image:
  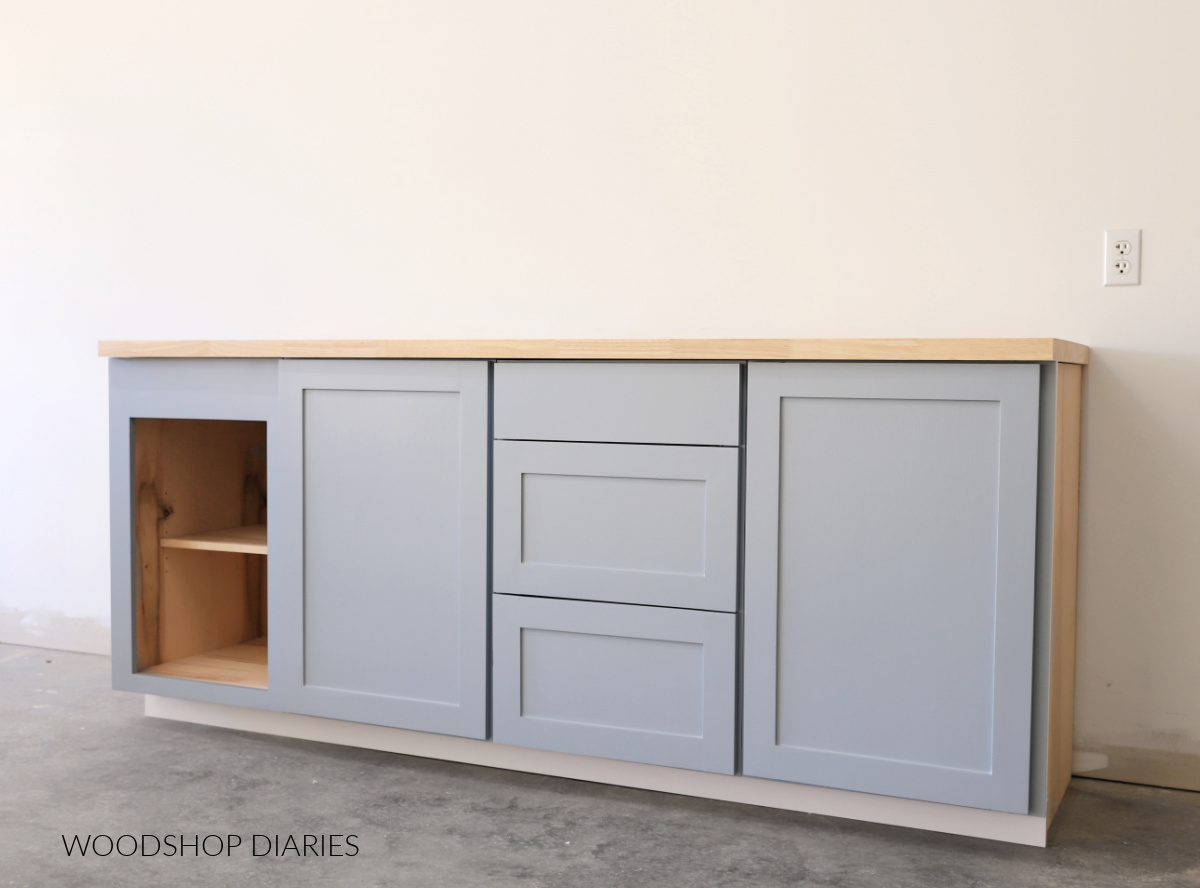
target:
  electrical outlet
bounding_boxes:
[1104,229,1141,286]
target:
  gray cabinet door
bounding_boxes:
[493,440,739,611]
[274,361,488,738]
[743,362,1040,814]
[492,595,736,773]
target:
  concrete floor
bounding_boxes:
[2,643,1198,888]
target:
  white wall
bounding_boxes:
[2,2,1198,764]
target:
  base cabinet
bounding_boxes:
[108,349,1082,841]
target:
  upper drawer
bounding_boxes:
[494,362,741,446]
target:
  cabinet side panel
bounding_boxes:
[1047,363,1083,824]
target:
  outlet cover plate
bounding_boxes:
[1104,229,1141,286]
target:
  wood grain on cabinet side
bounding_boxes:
[1046,362,1083,826]
[98,338,1090,364]
[133,418,165,670]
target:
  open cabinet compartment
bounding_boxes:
[133,418,268,688]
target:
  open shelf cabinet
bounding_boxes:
[133,418,268,689]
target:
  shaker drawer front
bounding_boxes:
[493,440,738,611]
[494,362,740,446]
[492,595,735,774]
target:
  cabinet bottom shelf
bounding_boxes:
[141,637,267,689]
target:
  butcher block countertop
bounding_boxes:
[99,338,1089,364]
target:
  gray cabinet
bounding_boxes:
[107,348,1082,838]
[492,440,739,611]
[743,362,1041,813]
[492,594,736,773]
[273,360,488,737]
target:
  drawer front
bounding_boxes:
[494,362,740,446]
[492,595,735,774]
[493,440,738,611]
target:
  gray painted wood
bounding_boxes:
[274,360,488,738]
[494,362,740,446]
[493,441,738,611]
[108,358,279,708]
[742,362,1040,814]
[1027,361,1057,818]
[492,594,736,773]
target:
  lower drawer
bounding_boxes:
[491,595,735,774]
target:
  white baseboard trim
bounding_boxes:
[145,695,1047,847]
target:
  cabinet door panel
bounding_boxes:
[274,361,487,737]
[492,595,735,773]
[743,362,1040,813]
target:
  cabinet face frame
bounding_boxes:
[742,361,1042,814]
[273,360,489,738]
[109,358,280,708]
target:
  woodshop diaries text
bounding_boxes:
[61,834,360,857]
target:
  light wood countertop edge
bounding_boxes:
[98,338,1090,364]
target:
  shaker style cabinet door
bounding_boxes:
[273,361,488,738]
[743,362,1041,814]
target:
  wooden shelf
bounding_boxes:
[160,524,267,555]
[141,638,268,688]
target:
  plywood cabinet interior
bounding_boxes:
[133,417,268,689]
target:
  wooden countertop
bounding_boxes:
[98,338,1089,364]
